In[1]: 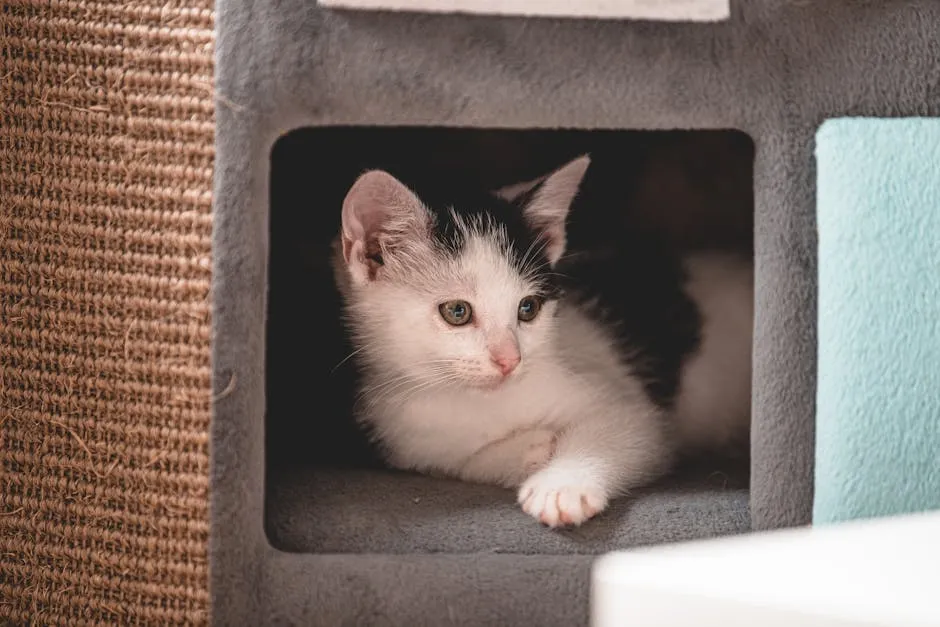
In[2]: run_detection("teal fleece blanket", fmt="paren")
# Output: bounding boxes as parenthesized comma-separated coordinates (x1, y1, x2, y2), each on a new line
(814, 118, 940, 525)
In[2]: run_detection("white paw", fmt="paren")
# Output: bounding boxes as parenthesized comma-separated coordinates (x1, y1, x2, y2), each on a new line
(521, 429, 557, 475)
(517, 465, 608, 528)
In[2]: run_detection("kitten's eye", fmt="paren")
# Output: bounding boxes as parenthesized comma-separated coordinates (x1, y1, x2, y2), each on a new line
(517, 296, 543, 322)
(439, 300, 473, 326)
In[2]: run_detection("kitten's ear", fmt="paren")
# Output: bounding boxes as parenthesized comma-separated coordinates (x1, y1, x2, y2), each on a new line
(519, 155, 590, 266)
(341, 170, 429, 284)
(494, 175, 547, 203)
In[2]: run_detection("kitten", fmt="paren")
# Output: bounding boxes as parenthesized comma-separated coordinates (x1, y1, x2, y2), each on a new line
(333, 155, 753, 527)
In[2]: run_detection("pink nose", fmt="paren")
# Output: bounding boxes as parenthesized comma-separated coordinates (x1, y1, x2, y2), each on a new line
(491, 354, 520, 376)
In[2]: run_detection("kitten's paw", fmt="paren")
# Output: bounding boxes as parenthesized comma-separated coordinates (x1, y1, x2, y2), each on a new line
(517, 466, 608, 528)
(521, 429, 557, 475)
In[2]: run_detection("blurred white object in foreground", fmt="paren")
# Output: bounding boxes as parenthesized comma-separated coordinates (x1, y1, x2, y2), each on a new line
(593, 510, 940, 627)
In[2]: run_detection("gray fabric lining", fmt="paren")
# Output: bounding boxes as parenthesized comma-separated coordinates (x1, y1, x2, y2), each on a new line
(266, 467, 750, 554)
(212, 0, 940, 623)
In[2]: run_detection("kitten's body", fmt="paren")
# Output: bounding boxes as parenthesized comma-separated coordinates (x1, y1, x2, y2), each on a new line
(334, 155, 752, 527)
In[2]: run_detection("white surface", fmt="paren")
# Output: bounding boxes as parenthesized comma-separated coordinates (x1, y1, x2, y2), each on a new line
(592, 510, 940, 627)
(317, 0, 730, 22)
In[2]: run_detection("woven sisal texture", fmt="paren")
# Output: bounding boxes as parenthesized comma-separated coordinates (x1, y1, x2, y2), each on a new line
(1, 0, 214, 624)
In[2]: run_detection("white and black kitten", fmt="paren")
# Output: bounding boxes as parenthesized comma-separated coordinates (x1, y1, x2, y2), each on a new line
(333, 155, 752, 527)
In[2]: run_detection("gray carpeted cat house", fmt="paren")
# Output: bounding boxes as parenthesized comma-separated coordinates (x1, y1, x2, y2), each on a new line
(211, 1, 940, 624)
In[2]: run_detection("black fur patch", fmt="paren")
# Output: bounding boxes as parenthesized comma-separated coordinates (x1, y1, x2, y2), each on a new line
(560, 157, 702, 409)
(557, 241, 701, 410)
(410, 182, 564, 300)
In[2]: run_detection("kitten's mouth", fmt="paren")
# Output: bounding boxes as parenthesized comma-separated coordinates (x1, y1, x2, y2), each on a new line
(474, 372, 520, 391)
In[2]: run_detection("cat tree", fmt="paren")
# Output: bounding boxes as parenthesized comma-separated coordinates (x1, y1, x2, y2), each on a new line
(211, 0, 940, 624)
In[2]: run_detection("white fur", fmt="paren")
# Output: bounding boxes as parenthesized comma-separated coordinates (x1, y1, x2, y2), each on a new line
(338, 161, 753, 528)
(674, 253, 754, 450)
(349, 232, 672, 527)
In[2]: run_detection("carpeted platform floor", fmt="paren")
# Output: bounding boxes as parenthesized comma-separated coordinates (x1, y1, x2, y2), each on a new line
(267, 465, 750, 555)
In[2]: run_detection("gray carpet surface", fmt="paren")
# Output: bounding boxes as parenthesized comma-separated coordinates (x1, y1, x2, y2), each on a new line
(266, 466, 750, 554)
(264, 552, 595, 626)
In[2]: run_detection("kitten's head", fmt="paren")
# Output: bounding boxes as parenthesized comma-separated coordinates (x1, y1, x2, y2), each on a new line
(338, 155, 589, 391)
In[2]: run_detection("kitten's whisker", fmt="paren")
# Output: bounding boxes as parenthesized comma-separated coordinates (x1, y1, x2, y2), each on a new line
(359, 373, 418, 399)
(331, 345, 369, 374)
(523, 252, 558, 277)
(516, 235, 543, 276)
(399, 370, 467, 402)
(366, 369, 450, 405)
(368, 375, 425, 397)
(364, 364, 453, 395)
(519, 238, 550, 278)
(368, 365, 470, 407)
(398, 379, 441, 404)
(556, 248, 588, 261)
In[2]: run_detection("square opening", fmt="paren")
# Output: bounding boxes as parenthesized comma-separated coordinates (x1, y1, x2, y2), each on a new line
(265, 127, 754, 554)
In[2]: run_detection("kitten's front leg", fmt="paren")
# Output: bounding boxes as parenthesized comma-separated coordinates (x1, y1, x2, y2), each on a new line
(458, 428, 558, 488)
(517, 410, 671, 527)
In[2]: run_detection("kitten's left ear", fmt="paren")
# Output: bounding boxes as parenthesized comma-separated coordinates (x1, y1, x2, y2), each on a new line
(494, 175, 546, 204)
(519, 154, 590, 266)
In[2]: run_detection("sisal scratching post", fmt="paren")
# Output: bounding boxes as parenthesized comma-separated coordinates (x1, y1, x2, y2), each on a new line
(0, 1, 215, 623)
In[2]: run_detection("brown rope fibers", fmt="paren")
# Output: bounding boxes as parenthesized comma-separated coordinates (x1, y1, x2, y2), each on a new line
(1, 0, 214, 623)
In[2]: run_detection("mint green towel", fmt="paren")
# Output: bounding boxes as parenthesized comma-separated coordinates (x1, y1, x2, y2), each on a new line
(814, 118, 940, 525)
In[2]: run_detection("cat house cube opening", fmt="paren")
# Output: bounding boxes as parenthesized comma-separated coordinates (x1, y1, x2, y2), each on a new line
(264, 126, 755, 554)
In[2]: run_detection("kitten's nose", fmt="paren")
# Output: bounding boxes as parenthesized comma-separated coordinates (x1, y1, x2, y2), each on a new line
(491, 353, 520, 376)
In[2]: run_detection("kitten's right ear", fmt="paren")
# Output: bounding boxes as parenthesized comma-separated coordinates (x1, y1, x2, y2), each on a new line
(341, 170, 428, 284)
(519, 154, 590, 266)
